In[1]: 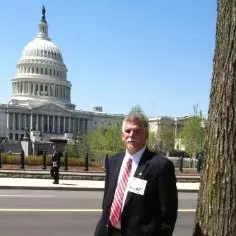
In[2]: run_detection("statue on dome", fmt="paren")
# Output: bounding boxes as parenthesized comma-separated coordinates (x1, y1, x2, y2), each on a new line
(42, 5, 46, 21)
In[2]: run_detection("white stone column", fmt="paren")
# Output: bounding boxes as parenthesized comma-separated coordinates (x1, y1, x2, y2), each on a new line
(55, 85, 57, 97)
(87, 119, 92, 133)
(58, 116, 61, 133)
(28, 82, 30, 94)
(65, 87, 68, 100)
(23, 82, 26, 94)
(19, 113, 21, 131)
(78, 118, 81, 133)
(43, 83, 46, 96)
(30, 114, 33, 130)
(41, 115, 44, 132)
(24, 114, 27, 128)
(72, 118, 75, 133)
(12, 113, 15, 130)
(36, 115, 39, 130)
(47, 116, 50, 132)
(63, 117, 66, 133)
(52, 116, 55, 133)
(6, 112, 9, 130)
(68, 118, 71, 133)
(83, 119, 85, 133)
(58, 86, 60, 98)
(33, 84, 36, 95)
(48, 84, 51, 96)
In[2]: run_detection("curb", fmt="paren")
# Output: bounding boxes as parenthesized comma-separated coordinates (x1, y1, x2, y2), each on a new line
(0, 185, 103, 191)
(0, 185, 199, 193)
(0, 170, 200, 182)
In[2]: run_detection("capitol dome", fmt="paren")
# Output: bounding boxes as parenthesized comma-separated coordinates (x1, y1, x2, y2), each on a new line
(21, 38, 63, 62)
(10, 6, 75, 111)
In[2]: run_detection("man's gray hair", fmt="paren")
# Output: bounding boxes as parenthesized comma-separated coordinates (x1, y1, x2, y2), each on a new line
(122, 111, 149, 135)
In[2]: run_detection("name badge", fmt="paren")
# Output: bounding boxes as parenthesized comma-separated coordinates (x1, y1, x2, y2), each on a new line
(52, 161, 57, 167)
(128, 177, 147, 195)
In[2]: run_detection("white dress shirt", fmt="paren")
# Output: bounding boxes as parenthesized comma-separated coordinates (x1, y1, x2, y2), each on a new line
(118, 146, 146, 211)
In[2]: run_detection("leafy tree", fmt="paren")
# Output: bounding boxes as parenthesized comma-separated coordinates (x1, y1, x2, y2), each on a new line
(180, 105, 205, 157)
(193, 0, 236, 234)
(103, 122, 124, 152)
(87, 119, 123, 160)
(87, 125, 106, 152)
(129, 104, 148, 120)
(65, 133, 89, 158)
(157, 122, 175, 153)
(148, 131, 159, 151)
(148, 119, 176, 154)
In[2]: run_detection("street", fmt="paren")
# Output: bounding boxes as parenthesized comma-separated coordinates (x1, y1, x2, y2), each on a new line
(0, 190, 197, 235)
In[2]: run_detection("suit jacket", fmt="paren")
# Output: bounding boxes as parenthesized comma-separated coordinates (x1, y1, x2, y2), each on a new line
(94, 148, 178, 236)
(51, 150, 60, 167)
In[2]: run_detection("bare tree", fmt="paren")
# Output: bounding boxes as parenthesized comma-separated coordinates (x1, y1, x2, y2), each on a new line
(193, 0, 236, 235)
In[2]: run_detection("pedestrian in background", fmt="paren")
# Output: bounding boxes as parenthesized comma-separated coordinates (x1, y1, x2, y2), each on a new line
(94, 110, 178, 236)
(50, 144, 60, 184)
(197, 153, 203, 173)
(179, 155, 183, 173)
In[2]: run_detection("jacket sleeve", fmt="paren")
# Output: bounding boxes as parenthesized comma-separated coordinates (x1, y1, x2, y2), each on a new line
(56, 152, 61, 165)
(102, 157, 110, 210)
(157, 159, 178, 235)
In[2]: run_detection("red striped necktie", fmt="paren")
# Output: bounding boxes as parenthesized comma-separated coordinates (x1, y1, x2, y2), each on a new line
(109, 157, 132, 226)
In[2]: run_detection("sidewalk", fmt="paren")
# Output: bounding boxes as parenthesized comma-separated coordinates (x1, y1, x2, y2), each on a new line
(0, 177, 200, 192)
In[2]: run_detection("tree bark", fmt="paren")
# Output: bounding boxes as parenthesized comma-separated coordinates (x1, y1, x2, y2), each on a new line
(193, 0, 236, 235)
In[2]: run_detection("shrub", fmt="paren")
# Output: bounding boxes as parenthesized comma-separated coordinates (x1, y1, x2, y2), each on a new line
(0, 152, 100, 167)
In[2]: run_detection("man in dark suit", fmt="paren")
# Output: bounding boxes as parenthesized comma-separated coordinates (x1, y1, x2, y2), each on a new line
(94, 111, 178, 236)
(50, 144, 60, 184)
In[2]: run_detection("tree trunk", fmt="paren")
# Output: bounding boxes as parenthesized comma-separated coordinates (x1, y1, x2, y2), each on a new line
(193, 0, 236, 235)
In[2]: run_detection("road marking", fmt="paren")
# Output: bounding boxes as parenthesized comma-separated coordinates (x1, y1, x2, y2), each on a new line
(0, 209, 196, 212)
(179, 209, 196, 212)
(0, 195, 53, 198)
(0, 209, 102, 212)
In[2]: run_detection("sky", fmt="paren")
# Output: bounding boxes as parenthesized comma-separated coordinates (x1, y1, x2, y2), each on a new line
(0, 0, 217, 118)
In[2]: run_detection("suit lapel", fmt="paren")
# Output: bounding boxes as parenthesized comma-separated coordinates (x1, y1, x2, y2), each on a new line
(109, 153, 125, 201)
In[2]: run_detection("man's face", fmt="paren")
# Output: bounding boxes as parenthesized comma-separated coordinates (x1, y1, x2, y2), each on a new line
(122, 119, 148, 155)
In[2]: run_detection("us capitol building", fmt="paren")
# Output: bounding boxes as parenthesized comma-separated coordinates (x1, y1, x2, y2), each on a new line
(0, 7, 123, 143)
(0, 7, 184, 149)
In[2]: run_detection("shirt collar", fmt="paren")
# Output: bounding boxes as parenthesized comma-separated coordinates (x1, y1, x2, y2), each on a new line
(125, 145, 146, 163)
